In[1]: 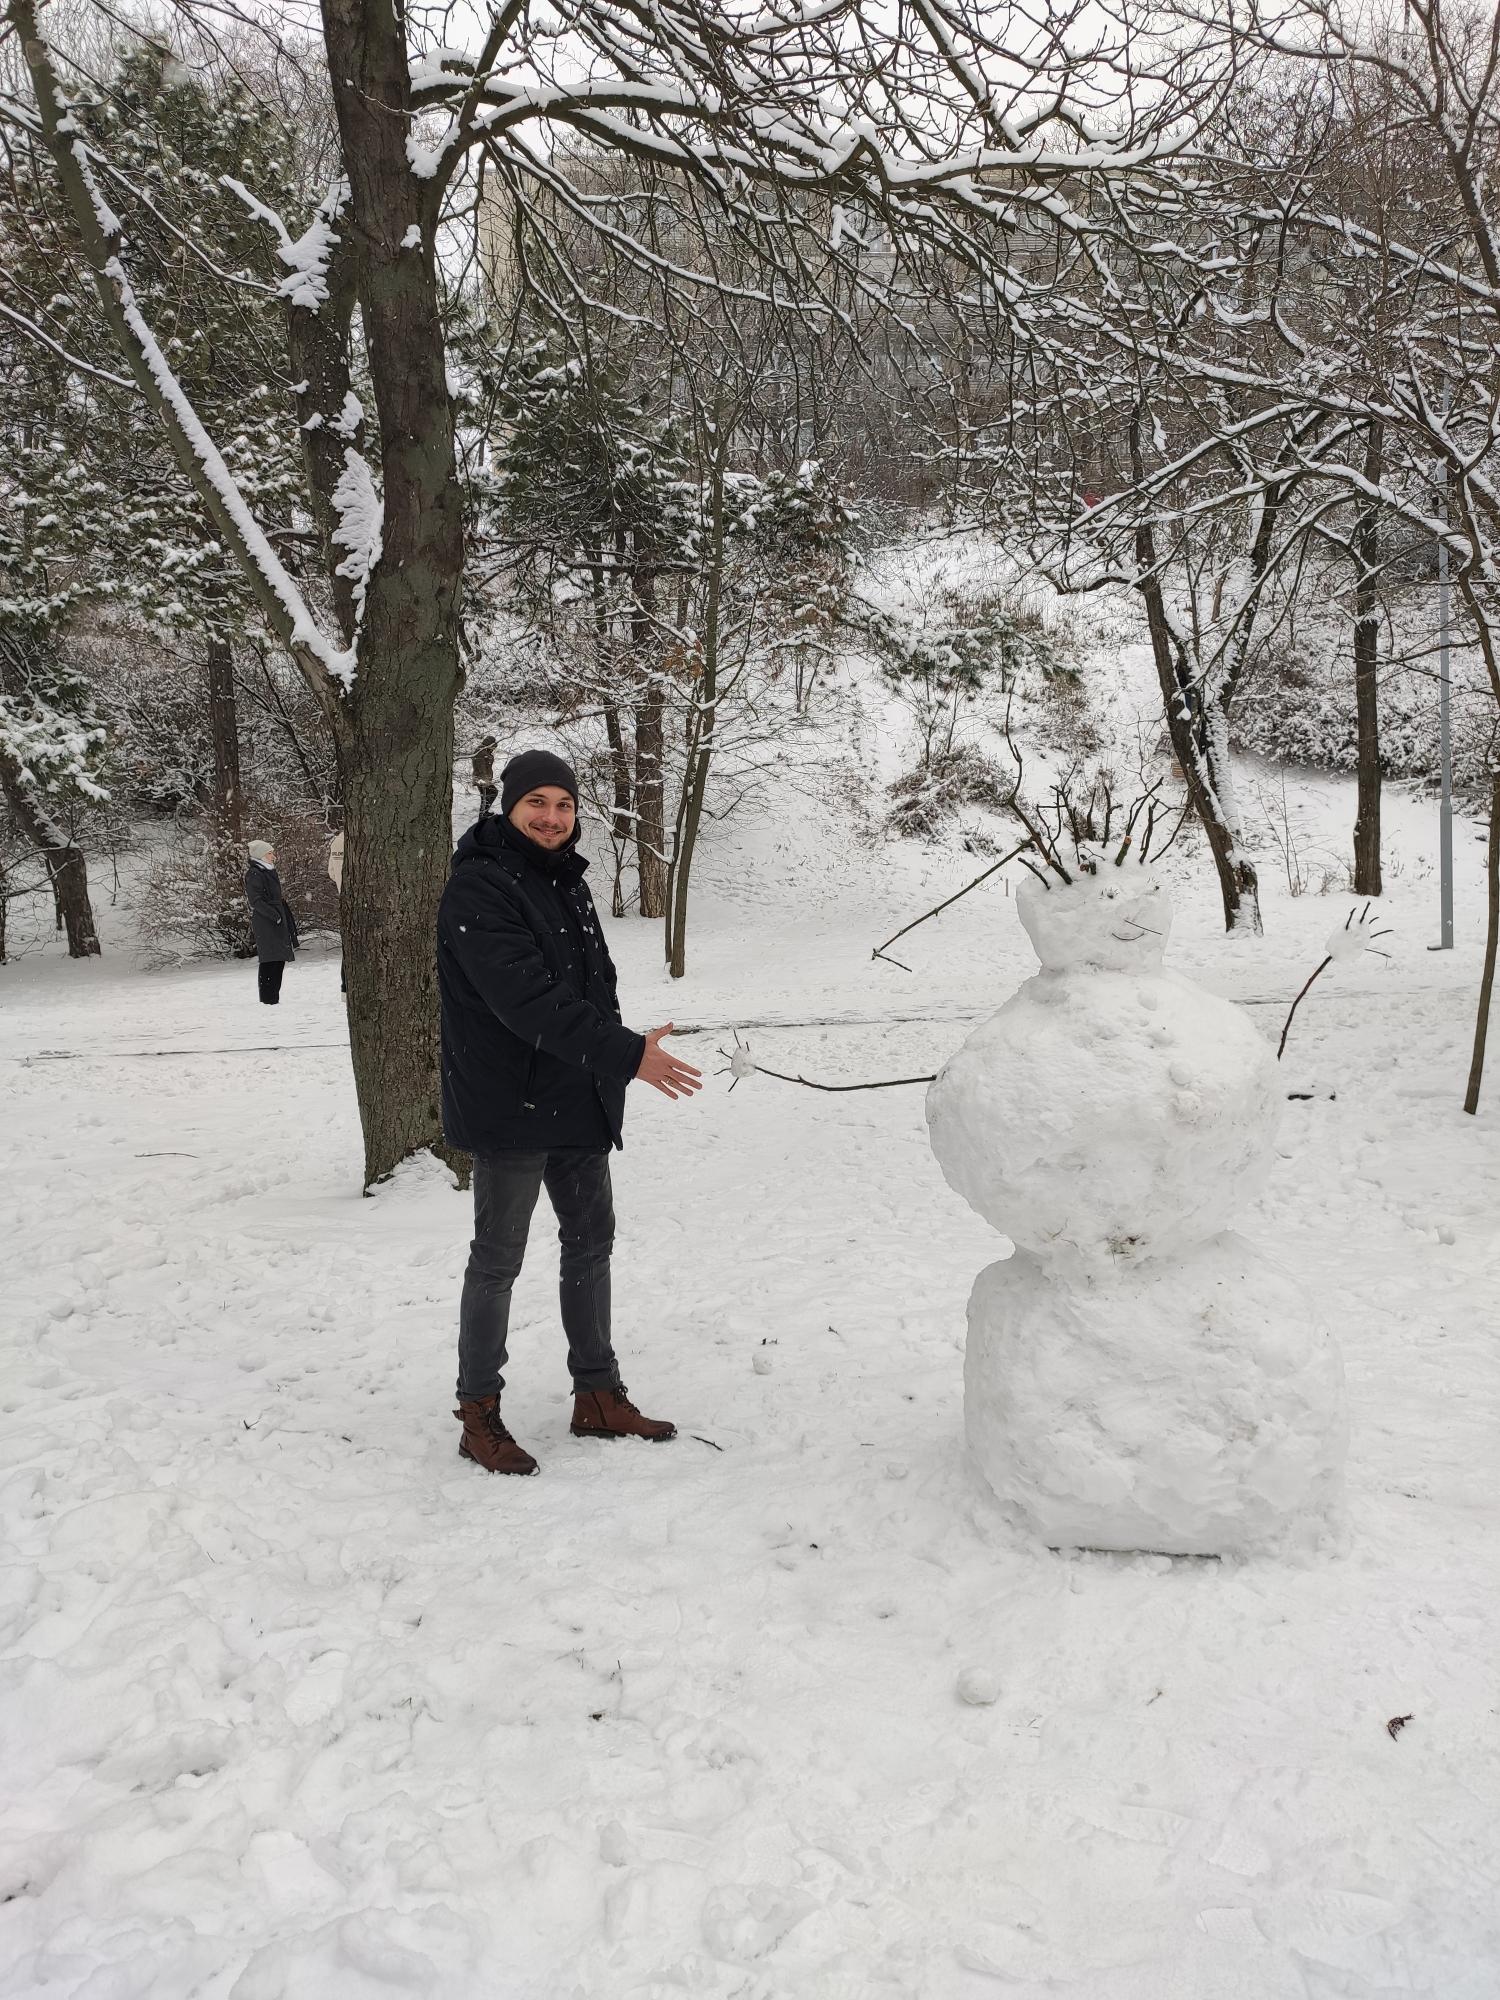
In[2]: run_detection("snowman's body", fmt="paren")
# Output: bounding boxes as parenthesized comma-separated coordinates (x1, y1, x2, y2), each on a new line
(927, 868, 1346, 1556)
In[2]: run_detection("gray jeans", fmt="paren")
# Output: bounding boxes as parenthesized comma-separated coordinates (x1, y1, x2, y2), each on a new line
(456, 1149, 621, 1401)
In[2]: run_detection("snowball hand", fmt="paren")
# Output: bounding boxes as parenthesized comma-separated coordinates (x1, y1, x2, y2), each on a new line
(635, 1023, 703, 1100)
(1325, 901, 1393, 966)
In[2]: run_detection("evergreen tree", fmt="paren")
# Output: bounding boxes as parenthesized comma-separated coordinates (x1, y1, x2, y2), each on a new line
(0, 39, 308, 956)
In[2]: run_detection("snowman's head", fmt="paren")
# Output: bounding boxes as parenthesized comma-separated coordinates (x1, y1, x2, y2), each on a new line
(1017, 866, 1171, 974)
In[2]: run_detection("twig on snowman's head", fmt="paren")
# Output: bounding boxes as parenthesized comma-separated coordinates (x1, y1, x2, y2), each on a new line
(999, 704, 1072, 883)
(1117, 779, 1169, 866)
(1001, 727, 1182, 881)
(1151, 793, 1195, 862)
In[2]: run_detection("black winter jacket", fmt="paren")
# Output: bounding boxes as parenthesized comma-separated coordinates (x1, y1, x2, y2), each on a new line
(437, 815, 645, 1153)
(245, 863, 299, 963)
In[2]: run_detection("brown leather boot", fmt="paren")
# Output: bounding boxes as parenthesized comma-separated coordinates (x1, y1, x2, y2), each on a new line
(571, 1385, 677, 1442)
(455, 1395, 538, 1475)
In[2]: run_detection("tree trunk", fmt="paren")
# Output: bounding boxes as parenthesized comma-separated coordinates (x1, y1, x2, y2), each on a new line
(629, 548, 667, 919)
(340, 672, 456, 1181)
(635, 680, 667, 918)
(1464, 770, 1500, 1115)
(207, 635, 244, 840)
(1137, 563, 1261, 933)
(17, 0, 463, 1181)
(603, 698, 633, 918)
(665, 429, 732, 977)
(1353, 424, 1384, 896)
(1130, 418, 1260, 933)
(0, 750, 100, 958)
(321, 0, 466, 1187)
(591, 553, 634, 918)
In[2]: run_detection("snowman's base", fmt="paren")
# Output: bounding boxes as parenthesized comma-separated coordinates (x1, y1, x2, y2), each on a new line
(965, 1236, 1347, 1558)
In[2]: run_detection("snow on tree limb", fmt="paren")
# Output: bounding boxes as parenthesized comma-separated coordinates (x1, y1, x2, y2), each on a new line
(393, 0, 1228, 325)
(9, 0, 354, 705)
(0, 297, 139, 391)
(330, 448, 383, 631)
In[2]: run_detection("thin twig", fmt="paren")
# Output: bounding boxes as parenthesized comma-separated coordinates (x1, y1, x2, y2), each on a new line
(1277, 956, 1332, 1061)
(752, 1064, 937, 1093)
(872, 838, 1034, 969)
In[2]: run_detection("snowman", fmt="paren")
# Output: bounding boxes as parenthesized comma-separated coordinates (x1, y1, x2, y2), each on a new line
(926, 854, 1347, 1557)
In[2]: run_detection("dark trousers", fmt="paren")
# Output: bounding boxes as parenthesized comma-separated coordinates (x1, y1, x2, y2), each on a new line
(456, 1149, 620, 1401)
(257, 960, 285, 1004)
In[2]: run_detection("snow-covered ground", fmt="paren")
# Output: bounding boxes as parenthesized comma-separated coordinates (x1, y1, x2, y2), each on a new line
(4, 648, 1500, 1997)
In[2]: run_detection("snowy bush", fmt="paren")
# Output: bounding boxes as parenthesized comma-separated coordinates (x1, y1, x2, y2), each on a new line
(1232, 591, 1498, 796)
(886, 744, 1016, 840)
(859, 582, 1064, 773)
(135, 810, 339, 966)
(84, 625, 339, 827)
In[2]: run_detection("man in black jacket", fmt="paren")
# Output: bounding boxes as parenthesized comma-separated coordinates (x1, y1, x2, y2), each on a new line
(437, 749, 702, 1474)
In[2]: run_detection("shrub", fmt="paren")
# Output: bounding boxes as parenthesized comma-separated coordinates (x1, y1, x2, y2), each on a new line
(135, 809, 339, 965)
(886, 744, 1014, 839)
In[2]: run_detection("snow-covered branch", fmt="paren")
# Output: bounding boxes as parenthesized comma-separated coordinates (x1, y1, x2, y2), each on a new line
(8, 0, 354, 711)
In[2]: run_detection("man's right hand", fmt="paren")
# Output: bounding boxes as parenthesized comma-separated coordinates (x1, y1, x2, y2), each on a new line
(635, 1023, 703, 1100)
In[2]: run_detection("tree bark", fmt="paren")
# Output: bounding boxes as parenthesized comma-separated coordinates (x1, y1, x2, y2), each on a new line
(1136, 557, 1261, 933)
(665, 444, 728, 978)
(626, 545, 667, 919)
(1464, 770, 1500, 1115)
(320, 0, 467, 1187)
(0, 750, 100, 957)
(1352, 423, 1384, 896)
(602, 698, 633, 918)
(1129, 419, 1260, 933)
(590, 553, 634, 917)
(635, 682, 667, 918)
(206, 636, 244, 840)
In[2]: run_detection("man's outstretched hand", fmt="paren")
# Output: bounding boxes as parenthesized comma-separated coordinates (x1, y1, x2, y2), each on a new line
(635, 1023, 703, 1100)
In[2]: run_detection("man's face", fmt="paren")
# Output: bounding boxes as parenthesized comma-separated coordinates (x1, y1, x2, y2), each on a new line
(509, 786, 576, 850)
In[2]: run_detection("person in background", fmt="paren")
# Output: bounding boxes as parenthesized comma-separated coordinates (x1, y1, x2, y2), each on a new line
(437, 748, 702, 1475)
(327, 829, 345, 993)
(244, 838, 298, 1004)
(472, 735, 498, 816)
